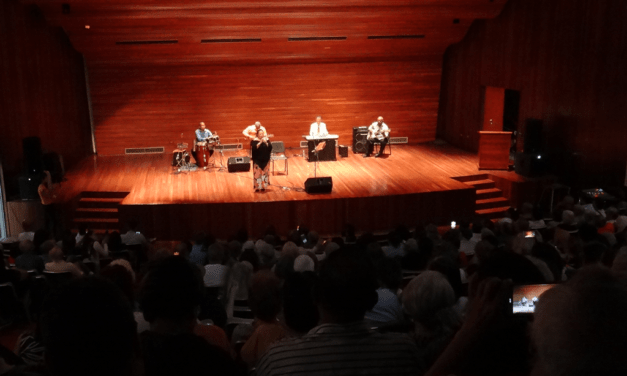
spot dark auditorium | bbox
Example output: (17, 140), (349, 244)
(1, 0), (627, 375)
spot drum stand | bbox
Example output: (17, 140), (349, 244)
(174, 143), (197, 174)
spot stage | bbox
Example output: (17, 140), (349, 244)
(56, 142), (531, 240)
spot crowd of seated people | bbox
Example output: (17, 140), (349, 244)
(2, 194), (627, 375)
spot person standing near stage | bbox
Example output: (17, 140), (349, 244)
(38, 171), (58, 237)
(243, 121), (267, 141)
(309, 116), (329, 138)
(364, 116), (390, 158)
(251, 129), (273, 191)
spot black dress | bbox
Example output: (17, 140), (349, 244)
(251, 140), (273, 170)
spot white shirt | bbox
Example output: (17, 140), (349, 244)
(120, 230), (148, 246)
(309, 122), (329, 138)
(243, 124), (267, 139)
(367, 122), (390, 141)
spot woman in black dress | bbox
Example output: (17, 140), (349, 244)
(251, 129), (273, 191)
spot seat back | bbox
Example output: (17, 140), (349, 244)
(43, 271), (74, 288)
(271, 141), (285, 154)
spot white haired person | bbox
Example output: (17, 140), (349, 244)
(402, 271), (461, 368)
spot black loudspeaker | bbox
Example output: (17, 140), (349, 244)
(352, 127), (368, 154)
(304, 177), (333, 194)
(23, 137), (43, 174)
(19, 174), (43, 200)
(524, 119), (543, 154)
(227, 156), (251, 172)
(515, 152), (545, 177)
(339, 145), (348, 158)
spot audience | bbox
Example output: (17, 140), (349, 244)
(138, 256), (239, 376)
(255, 249), (423, 375)
(6, 191), (627, 376)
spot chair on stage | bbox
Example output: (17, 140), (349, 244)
(270, 141), (288, 175)
(372, 136), (392, 156)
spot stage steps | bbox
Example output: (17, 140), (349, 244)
(73, 191), (129, 232)
(452, 174), (510, 220)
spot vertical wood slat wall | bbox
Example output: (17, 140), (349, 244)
(0, 0), (92, 177)
(437, 0), (627, 184)
(89, 59), (442, 155)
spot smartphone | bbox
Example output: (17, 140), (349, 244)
(524, 230), (536, 238)
(510, 284), (557, 314)
(451, 221), (456, 229)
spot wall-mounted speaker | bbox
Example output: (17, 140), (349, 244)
(304, 177), (333, 194)
(524, 119), (543, 154)
(22, 137), (43, 175)
(353, 127), (368, 154)
(515, 152), (545, 177)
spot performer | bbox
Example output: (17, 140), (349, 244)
(309, 116), (328, 138)
(194, 121), (214, 158)
(364, 116), (390, 158)
(251, 129), (273, 191)
(243, 121), (267, 140)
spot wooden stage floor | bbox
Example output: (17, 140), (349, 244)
(58, 142), (524, 239)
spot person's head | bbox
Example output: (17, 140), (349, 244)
(402, 271), (459, 329)
(40, 277), (137, 376)
(377, 116), (384, 124)
(256, 129), (264, 139)
(533, 267), (627, 375)
(315, 249), (378, 323)
(283, 271), (319, 334)
(254, 121), (261, 129)
(248, 270), (282, 322)
(206, 243), (225, 264)
(199, 121), (206, 131)
(316, 116), (322, 123)
(49, 246), (64, 262)
(19, 239), (35, 254)
(138, 256), (204, 324)
(376, 257), (402, 291)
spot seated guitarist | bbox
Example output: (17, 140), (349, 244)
(364, 116), (390, 158)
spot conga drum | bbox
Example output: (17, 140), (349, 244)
(196, 142), (210, 168)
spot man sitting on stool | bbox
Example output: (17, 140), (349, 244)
(364, 116), (390, 158)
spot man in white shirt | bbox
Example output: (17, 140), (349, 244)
(309, 116), (329, 138)
(242, 121), (267, 140)
(364, 116), (390, 158)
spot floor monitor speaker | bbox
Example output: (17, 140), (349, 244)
(304, 177), (333, 194)
(227, 156), (251, 172)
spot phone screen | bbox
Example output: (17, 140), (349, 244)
(510, 284), (556, 314)
(525, 231), (535, 238)
(451, 221), (456, 229)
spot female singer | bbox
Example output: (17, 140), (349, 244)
(251, 129), (273, 191)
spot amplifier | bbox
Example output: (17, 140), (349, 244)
(339, 145), (348, 158)
(227, 157), (251, 172)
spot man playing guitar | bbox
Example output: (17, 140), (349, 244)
(364, 116), (390, 158)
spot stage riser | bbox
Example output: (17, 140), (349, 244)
(118, 188), (475, 241)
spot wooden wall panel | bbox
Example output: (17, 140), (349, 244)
(438, 0), (627, 186)
(0, 0), (92, 179)
(89, 60), (442, 154)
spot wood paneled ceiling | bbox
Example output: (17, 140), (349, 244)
(26, 0), (508, 66)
